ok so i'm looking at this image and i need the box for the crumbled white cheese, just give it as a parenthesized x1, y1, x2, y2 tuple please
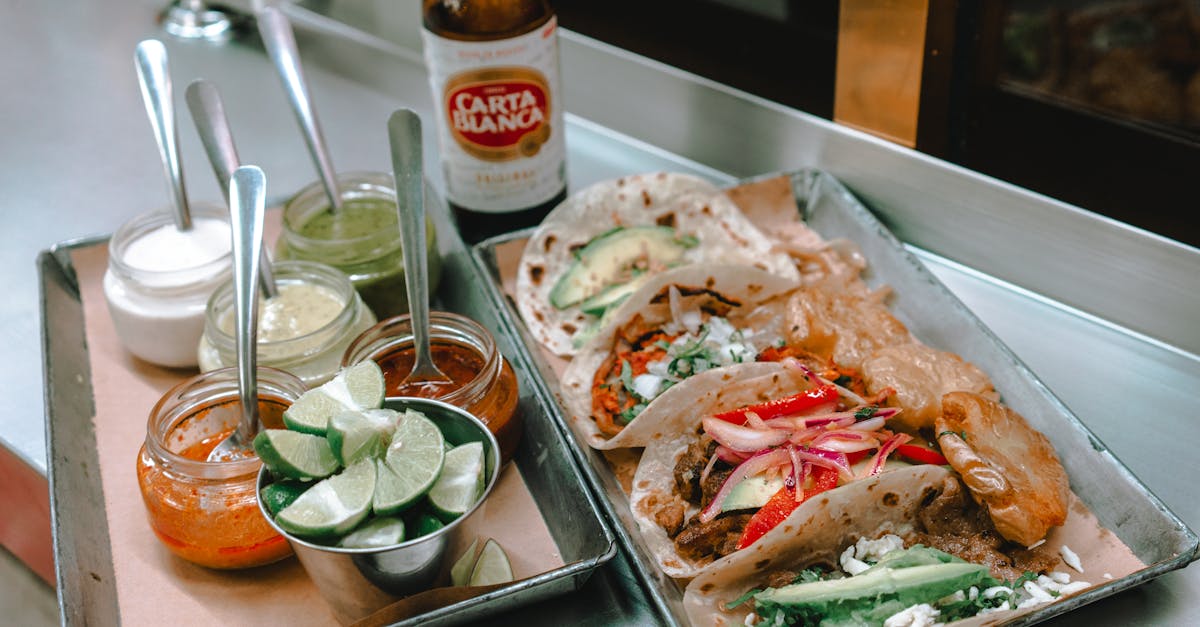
(1104, 572, 1113, 580)
(853, 534, 906, 562)
(1060, 544, 1084, 573)
(883, 603, 941, 627)
(982, 586, 1014, 600)
(840, 545, 870, 576)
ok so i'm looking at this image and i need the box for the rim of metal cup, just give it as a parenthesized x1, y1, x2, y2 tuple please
(255, 396, 502, 555)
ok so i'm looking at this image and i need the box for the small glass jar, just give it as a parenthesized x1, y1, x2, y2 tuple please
(136, 366, 306, 569)
(342, 312, 521, 463)
(103, 204, 232, 368)
(275, 171, 443, 320)
(197, 260, 376, 387)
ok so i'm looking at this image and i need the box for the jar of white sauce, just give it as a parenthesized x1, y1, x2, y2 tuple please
(197, 260, 376, 386)
(103, 205, 233, 368)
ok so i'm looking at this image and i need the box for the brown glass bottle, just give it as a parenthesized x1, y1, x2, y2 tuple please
(422, 0, 568, 244)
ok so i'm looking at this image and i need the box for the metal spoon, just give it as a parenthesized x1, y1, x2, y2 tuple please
(186, 79, 279, 298)
(134, 39, 192, 231)
(389, 109, 451, 390)
(257, 6, 342, 212)
(208, 165, 267, 462)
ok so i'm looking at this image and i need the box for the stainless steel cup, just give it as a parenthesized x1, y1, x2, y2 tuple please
(256, 397, 501, 624)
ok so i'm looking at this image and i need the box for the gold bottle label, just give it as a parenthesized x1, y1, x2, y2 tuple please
(423, 18, 566, 213)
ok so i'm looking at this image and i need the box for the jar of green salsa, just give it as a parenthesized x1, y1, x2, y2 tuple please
(276, 171, 442, 319)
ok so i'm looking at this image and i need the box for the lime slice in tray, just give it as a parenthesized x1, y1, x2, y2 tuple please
(283, 361, 386, 434)
(276, 458, 376, 540)
(450, 537, 481, 587)
(338, 516, 406, 549)
(373, 410, 445, 516)
(468, 538, 514, 586)
(254, 429, 340, 480)
(328, 408, 398, 466)
(429, 441, 486, 522)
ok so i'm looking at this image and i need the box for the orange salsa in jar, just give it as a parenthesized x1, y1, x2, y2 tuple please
(136, 366, 306, 569)
(342, 312, 521, 463)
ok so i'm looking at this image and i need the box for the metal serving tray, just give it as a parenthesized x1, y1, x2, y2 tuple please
(469, 168, 1199, 626)
(39, 233, 617, 626)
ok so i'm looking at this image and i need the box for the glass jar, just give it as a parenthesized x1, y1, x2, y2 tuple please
(136, 366, 306, 569)
(197, 260, 376, 387)
(103, 204, 232, 368)
(275, 171, 443, 320)
(342, 312, 521, 463)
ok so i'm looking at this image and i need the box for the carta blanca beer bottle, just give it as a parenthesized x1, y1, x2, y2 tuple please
(422, 0, 568, 243)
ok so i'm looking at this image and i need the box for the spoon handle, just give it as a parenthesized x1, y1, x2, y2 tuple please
(186, 79, 279, 298)
(230, 166, 266, 443)
(134, 39, 192, 231)
(388, 109, 434, 370)
(257, 6, 342, 212)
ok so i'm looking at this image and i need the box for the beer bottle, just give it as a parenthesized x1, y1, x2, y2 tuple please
(422, 0, 568, 244)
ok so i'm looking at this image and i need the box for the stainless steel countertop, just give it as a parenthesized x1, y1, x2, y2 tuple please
(10, 0, 1198, 624)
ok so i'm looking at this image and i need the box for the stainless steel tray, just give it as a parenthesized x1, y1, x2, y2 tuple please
(469, 168, 1199, 626)
(39, 233, 617, 626)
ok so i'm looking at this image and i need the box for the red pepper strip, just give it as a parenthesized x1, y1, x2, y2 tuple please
(735, 466, 841, 550)
(712, 385, 839, 425)
(896, 443, 949, 466)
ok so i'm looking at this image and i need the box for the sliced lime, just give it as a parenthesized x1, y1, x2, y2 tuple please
(414, 512, 445, 538)
(259, 481, 309, 516)
(374, 411, 445, 515)
(275, 458, 376, 540)
(283, 361, 386, 434)
(328, 408, 398, 466)
(254, 429, 339, 480)
(468, 538, 513, 586)
(428, 441, 486, 523)
(450, 537, 481, 587)
(338, 516, 405, 549)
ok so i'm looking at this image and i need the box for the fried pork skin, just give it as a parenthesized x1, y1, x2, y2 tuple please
(862, 344, 998, 431)
(936, 392, 1070, 547)
(784, 285, 913, 371)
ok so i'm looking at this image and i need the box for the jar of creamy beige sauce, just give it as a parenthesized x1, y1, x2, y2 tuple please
(198, 260, 376, 386)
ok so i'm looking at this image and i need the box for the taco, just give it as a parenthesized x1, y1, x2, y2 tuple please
(515, 172, 800, 357)
(682, 465, 1089, 627)
(559, 264, 803, 450)
(626, 358, 944, 579)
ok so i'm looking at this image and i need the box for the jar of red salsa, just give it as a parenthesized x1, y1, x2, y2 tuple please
(341, 312, 521, 463)
(136, 366, 305, 569)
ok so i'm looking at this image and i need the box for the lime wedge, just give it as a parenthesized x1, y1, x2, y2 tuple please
(260, 481, 309, 516)
(328, 408, 398, 466)
(338, 516, 405, 549)
(254, 429, 339, 480)
(468, 538, 513, 586)
(283, 361, 385, 434)
(373, 411, 445, 515)
(450, 537, 481, 587)
(414, 512, 445, 538)
(275, 458, 376, 540)
(428, 441, 486, 523)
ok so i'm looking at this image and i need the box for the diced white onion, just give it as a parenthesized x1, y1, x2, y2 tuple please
(1060, 544, 1084, 573)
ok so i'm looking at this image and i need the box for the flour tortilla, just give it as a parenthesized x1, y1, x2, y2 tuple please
(516, 172, 800, 357)
(559, 264, 801, 450)
(682, 466, 956, 625)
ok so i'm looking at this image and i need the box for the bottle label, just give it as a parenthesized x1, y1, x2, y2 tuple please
(423, 17, 566, 214)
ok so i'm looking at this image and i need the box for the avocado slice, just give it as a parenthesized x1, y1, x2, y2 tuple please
(722, 474, 786, 512)
(753, 562, 992, 626)
(549, 226, 693, 310)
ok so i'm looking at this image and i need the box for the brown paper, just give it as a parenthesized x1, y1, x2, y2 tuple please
(491, 177, 1147, 617)
(70, 211, 562, 625)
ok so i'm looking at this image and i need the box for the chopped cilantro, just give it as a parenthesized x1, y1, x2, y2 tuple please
(654, 339, 671, 350)
(618, 403, 646, 425)
(726, 587, 763, 609)
(619, 360, 646, 401)
(854, 406, 879, 420)
(938, 429, 968, 441)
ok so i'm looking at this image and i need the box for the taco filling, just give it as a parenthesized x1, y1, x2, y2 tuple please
(735, 534, 1090, 627)
(648, 363, 950, 567)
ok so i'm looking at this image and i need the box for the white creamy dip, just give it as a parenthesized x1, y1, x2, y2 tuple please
(103, 209, 233, 368)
